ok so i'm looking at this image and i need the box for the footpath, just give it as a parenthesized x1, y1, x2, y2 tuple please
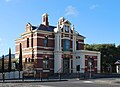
(93, 78, 120, 85)
(0, 78, 120, 85)
(0, 78, 68, 83)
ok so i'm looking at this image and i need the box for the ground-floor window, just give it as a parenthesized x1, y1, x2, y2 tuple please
(43, 57, 49, 69)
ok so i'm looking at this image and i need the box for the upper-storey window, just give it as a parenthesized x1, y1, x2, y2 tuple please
(27, 38, 29, 48)
(44, 36, 48, 47)
(65, 25, 69, 33)
(63, 39, 70, 51)
(76, 41, 79, 50)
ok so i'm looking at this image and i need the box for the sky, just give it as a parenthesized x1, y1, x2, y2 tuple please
(0, 0, 120, 56)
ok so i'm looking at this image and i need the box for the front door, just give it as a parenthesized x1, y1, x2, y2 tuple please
(63, 58, 69, 73)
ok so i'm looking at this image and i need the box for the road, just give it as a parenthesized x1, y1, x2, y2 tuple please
(0, 79, 120, 87)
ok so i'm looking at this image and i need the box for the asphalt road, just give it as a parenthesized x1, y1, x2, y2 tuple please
(0, 80, 120, 87)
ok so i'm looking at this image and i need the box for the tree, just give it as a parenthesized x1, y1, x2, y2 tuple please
(2, 55, 4, 73)
(19, 43, 22, 78)
(8, 48, 11, 72)
(19, 43, 22, 71)
(2, 55, 5, 82)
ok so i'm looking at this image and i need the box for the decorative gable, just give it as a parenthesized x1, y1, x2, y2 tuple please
(26, 22, 32, 32)
(64, 20, 71, 25)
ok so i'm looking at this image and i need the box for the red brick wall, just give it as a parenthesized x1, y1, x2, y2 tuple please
(77, 39, 84, 50)
(85, 55, 97, 73)
(78, 43, 84, 50)
(36, 54, 54, 69)
(37, 33, 54, 47)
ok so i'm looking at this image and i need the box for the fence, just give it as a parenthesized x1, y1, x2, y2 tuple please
(0, 71, 23, 80)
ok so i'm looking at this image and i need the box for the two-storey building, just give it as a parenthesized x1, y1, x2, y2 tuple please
(15, 13, 101, 76)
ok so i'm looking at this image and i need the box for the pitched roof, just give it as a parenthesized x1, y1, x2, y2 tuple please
(115, 60, 120, 64)
(78, 34, 85, 38)
(32, 24, 56, 32)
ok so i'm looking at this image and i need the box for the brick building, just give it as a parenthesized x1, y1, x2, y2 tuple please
(15, 13, 101, 76)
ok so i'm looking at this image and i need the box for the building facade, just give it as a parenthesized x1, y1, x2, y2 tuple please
(15, 13, 101, 75)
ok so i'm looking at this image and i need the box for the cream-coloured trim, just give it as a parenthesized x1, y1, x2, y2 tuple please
(15, 38, 22, 42)
(77, 36, 85, 40)
(15, 37, 33, 44)
(21, 31, 32, 36)
(33, 46, 54, 49)
(62, 37, 70, 40)
(21, 29, 37, 36)
(49, 68, 54, 70)
(94, 59, 97, 61)
(17, 51, 53, 55)
(43, 70, 50, 72)
(33, 36, 54, 40)
(78, 42, 84, 44)
(15, 46, 53, 54)
(35, 57, 53, 59)
(15, 43, 20, 45)
(35, 68, 54, 70)
(37, 30, 54, 35)
(75, 50, 101, 54)
(36, 57, 43, 59)
(35, 68, 43, 70)
(36, 51, 54, 54)
(49, 58, 54, 59)
(95, 66, 97, 68)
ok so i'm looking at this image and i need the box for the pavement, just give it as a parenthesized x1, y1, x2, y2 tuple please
(0, 79, 68, 83)
(0, 78, 120, 87)
(0, 78, 120, 85)
(93, 78, 120, 84)
(67, 78, 120, 85)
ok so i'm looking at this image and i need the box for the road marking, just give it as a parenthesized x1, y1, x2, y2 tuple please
(40, 85, 55, 87)
(83, 81, 93, 83)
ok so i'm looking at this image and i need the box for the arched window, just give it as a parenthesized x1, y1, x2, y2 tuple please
(43, 56, 49, 69)
(25, 58, 27, 63)
(63, 39, 70, 51)
(76, 41, 79, 50)
(65, 25, 69, 33)
(27, 38, 29, 48)
(44, 36, 48, 47)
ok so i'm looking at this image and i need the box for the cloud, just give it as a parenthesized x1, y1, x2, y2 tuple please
(89, 4, 99, 10)
(65, 5, 79, 16)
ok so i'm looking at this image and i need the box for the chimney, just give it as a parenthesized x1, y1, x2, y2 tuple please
(42, 13, 49, 26)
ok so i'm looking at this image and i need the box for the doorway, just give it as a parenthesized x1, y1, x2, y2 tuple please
(63, 58, 69, 73)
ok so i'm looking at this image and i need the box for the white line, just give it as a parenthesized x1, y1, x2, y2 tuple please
(83, 81, 93, 83)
